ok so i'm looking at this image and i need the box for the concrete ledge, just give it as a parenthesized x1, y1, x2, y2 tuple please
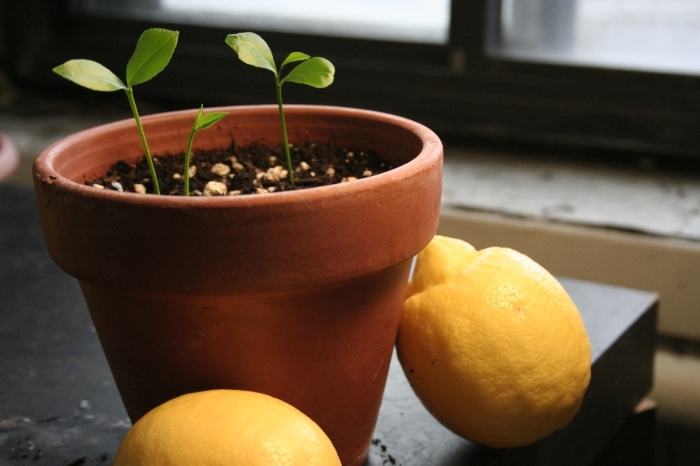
(438, 206, 700, 340)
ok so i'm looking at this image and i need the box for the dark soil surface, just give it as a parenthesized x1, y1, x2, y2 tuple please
(88, 141, 393, 196)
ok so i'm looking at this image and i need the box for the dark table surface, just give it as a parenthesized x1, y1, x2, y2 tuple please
(0, 183, 670, 465)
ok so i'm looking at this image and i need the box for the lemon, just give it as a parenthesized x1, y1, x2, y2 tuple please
(397, 236, 591, 448)
(113, 390, 341, 466)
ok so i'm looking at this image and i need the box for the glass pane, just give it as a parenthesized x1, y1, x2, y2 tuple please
(491, 0, 700, 75)
(76, 0, 451, 44)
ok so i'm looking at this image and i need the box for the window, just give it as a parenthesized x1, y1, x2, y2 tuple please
(6, 0, 700, 161)
(77, 0, 451, 44)
(493, 0, 700, 75)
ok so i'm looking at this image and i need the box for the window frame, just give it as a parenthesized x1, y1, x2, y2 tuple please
(5, 0, 700, 161)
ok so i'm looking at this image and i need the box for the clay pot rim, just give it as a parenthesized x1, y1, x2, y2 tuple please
(34, 104, 441, 207)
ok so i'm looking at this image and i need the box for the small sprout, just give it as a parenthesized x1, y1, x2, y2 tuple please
(183, 105, 229, 196)
(53, 28, 179, 195)
(226, 32, 334, 186)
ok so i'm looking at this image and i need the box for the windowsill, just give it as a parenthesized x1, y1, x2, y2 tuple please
(442, 146, 700, 241)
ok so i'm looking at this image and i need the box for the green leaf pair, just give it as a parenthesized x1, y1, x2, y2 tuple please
(225, 32, 335, 89)
(225, 32, 335, 185)
(53, 28, 178, 92)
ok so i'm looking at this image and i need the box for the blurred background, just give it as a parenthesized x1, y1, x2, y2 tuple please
(6, 0, 700, 155)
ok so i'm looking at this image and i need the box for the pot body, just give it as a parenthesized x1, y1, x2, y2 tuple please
(33, 105, 442, 466)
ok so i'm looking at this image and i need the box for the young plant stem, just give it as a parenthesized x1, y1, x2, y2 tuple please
(183, 125, 197, 196)
(125, 88, 160, 195)
(275, 79, 295, 185)
(225, 32, 334, 187)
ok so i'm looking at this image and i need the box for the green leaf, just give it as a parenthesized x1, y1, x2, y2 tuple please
(280, 52, 310, 70)
(196, 112, 229, 130)
(195, 104, 204, 127)
(225, 32, 277, 75)
(281, 57, 335, 88)
(126, 28, 179, 87)
(53, 59, 126, 92)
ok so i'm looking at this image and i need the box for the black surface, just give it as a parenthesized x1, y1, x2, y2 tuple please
(0, 183, 659, 465)
(0, 184, 129, 465)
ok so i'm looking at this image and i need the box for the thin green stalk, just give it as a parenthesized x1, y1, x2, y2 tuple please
(126, 88, 160, 195)
(183, 125, 197, 196)
(275, 78, 294, 185)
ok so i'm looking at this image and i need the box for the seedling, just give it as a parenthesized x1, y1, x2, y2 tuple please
(184, 105, 229, 196)
(53, 28, 179, 195)
(225, 32, 335, 185)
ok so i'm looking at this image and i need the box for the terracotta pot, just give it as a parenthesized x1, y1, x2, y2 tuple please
(0, 132, 19, 182)
(33, 105, 442, 466)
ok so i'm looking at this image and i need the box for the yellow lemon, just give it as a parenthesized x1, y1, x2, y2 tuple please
(113, 390, 341, 466)
(397, 236, 591, 448)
